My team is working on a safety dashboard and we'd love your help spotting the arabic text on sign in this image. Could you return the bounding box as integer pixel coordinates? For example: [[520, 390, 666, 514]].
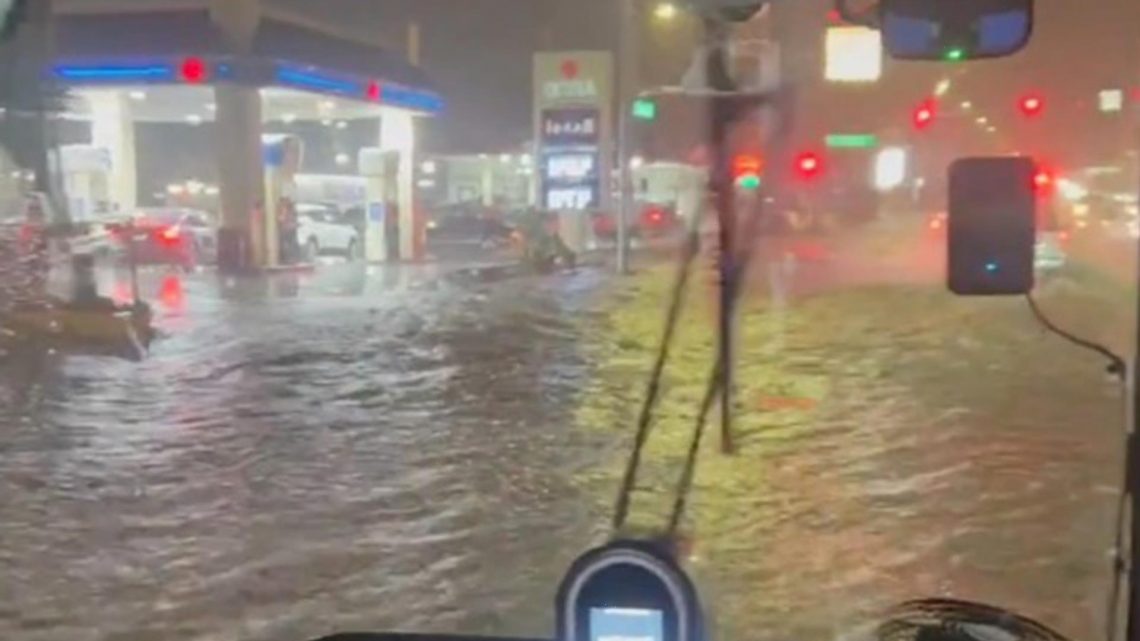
[[543, 80, 598, 100]]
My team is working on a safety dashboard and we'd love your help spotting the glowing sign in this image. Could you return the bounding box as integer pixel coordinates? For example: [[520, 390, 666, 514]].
[[381, 84, 444, 113], [826, 133, 878, 148], [874, 147, 907, 191], [54, 63, 175, 83], [825, 27, 882, 82], [547, 154, 596, 181], [275, 66, 362, 95], [1099, 89, 1124, 113], [541, 108, 600, 146], [547, 187, 596, 210]]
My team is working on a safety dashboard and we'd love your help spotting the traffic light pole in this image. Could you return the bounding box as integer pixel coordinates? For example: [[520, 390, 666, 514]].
[[704, 17, 738, 455], [615, 0, 638, 274]]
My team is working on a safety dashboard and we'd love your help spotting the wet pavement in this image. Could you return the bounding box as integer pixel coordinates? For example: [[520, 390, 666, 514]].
[[0, 236, 1131, 641]]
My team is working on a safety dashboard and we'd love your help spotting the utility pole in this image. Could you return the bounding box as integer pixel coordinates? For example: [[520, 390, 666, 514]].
[[23, 0, 63, 224], [615, 0, 638, 274]]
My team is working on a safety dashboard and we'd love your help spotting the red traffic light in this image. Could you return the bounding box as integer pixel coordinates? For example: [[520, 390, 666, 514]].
[[913, 100, 936, 130], [1019, 94, 1044, 117], [732, 153, 764, 189], [795, 152, 822, 179]]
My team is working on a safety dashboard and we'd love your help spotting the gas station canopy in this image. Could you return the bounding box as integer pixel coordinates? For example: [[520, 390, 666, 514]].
[[52, 9, 443, 117]]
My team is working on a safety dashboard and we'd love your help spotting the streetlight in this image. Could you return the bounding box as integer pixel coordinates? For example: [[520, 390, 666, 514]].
[[934, 78, 951, 96], [654, 2, 678, 21]]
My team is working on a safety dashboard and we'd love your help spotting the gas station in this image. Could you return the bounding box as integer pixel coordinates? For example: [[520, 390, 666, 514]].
[[48, 1, 442, 271]]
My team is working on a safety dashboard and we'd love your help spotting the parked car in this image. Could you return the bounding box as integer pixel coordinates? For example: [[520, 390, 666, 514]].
[[109, 208, 217, 267], [296, 203, 361, 260], [591, 203, 680, 240]]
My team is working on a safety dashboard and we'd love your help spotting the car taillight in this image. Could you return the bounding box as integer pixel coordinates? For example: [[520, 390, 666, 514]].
[[158, 226, 181, 244]]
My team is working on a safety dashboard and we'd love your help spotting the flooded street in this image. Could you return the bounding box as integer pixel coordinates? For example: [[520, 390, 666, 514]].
[[0, 263, 608, 641], [0, 248, 1129, 641]]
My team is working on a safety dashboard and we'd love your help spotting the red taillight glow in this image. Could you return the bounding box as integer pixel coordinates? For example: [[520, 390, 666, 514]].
[[158, 226, 182, 244], [1034, 168, 1055, 196]]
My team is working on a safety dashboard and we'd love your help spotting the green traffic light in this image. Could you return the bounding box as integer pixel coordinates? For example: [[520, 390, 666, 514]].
[[944, 48, 965, 61], [736, 175, 761, 190]]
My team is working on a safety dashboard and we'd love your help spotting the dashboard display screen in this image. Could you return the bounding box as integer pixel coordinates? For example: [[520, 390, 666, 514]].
[[588, 607, 664, 641]]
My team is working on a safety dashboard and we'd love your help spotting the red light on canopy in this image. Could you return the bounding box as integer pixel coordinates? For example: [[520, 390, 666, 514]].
[[367, 81, 381, 101], [180, 57, 208, 84]]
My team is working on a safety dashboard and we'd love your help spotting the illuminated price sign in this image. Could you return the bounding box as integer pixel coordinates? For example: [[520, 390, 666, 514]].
[[541, 108, 601, 146], [546, 186, 597, 210], [546, 154, 597, 181]]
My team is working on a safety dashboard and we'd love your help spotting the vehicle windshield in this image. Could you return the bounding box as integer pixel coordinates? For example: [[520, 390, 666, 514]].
[[0, 1, 1135, 641]]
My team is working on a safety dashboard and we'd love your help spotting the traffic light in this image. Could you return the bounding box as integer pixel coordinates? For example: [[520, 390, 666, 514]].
[[947, 157, 1037, 296], [794, 151, 822, 180], [1018, 93, 1045, 117], [913, 100, 936, 130], [732, 153, 763, 190]]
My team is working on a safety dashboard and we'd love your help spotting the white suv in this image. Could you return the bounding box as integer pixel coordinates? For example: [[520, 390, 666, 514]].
[[296, 203, 361, 261]]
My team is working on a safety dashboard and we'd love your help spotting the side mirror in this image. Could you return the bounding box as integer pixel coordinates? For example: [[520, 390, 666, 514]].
[[947, 157, 1037, 296], [879, 0, 1033, 60]]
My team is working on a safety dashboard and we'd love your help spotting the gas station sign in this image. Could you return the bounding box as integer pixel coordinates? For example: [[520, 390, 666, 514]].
[[534, 51, 613, 248], [541, 108, 601, 146]]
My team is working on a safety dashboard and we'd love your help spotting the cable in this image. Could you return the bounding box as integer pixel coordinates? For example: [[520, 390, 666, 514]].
[[611, 218, 704, 532], [665, 182, 775, 534], [1025, 294, 1125, 376], [667, 363, 721, 534], [1024, 294, 1128, 641]]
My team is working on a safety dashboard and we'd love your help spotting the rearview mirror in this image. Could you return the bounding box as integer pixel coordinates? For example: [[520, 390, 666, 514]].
[[879, 0, 1033, 60], [947, 156, 1037, 296]]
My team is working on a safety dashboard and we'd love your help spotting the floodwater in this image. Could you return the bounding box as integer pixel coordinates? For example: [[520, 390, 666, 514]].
[[0, 253, 1127, 641]]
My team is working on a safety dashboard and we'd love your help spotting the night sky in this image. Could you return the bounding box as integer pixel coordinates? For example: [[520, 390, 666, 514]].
[[60, 0, 1140, 157]]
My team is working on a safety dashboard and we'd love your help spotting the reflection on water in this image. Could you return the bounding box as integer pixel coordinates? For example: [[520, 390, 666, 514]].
[[0, 262, 1125, 641]]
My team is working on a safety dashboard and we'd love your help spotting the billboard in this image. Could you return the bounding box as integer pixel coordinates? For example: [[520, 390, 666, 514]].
[[825, 27, 883, 82]]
